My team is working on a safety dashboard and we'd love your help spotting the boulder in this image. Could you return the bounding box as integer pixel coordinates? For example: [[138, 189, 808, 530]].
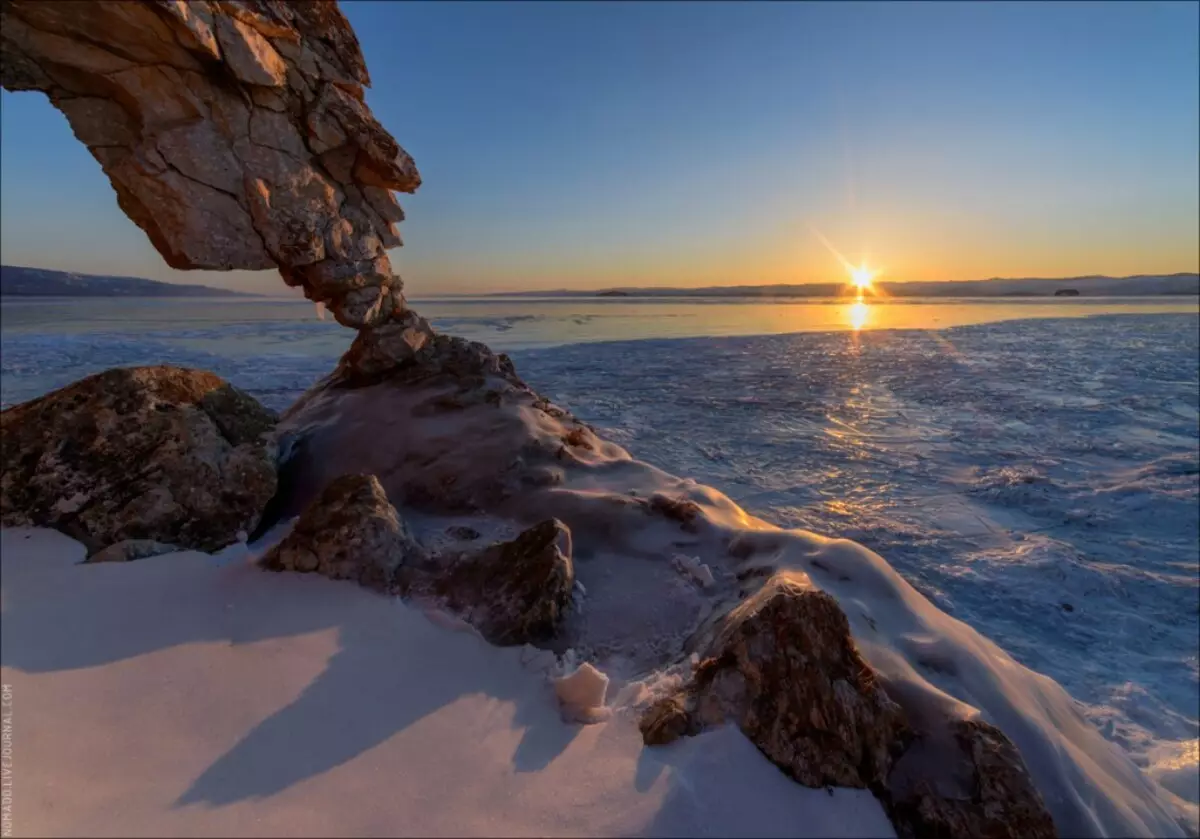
[[639, 570, 1058, 838], [261, 473, 421, 591], [418, 518, 575, 646], [643, 572, 907, 789], [0, 366, 276, 555], [885, 719, 1057, 839]]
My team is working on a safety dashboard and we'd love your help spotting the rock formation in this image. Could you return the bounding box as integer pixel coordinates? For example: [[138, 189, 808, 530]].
[[0, 0, 419, 329], [638, 570, 1057, 839], [406, 518, 576, 646], [639, 573, 909, 790], [886, 718, 1058, 839], [261, 472, 422, 591], [0, 366, 276, 555], [0, 6, 1167, 837]]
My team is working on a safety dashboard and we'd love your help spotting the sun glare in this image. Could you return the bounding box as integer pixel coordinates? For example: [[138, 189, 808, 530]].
[[850, 264, 875, 291]]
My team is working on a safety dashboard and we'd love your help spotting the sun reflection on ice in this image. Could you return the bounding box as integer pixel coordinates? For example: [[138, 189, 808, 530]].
[[848, 297, 870, 331]]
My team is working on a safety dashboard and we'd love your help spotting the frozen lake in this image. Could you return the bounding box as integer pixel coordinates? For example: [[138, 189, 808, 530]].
[[2, 294, 1198, 819]]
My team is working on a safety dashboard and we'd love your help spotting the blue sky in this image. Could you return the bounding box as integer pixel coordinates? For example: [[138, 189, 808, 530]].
[[1, 0, 1197, 294]]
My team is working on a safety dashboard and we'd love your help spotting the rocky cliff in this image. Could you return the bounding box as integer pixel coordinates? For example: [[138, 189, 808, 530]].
[[1, 0, 418, 328]]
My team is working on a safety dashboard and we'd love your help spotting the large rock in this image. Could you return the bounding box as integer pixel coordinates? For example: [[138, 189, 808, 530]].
[[261, 473, 421, 591], [885, 719, 1057, 839], [0, 366, 276, 555], [641, 572, 908, 789], [412, 518, 575, 646], [0, 0, 418, 328], [639, 570, 1057, 839], [270, 334, 602, 521]]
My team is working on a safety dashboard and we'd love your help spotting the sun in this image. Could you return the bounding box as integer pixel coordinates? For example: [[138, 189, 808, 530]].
[[850, 264, 875, 291]]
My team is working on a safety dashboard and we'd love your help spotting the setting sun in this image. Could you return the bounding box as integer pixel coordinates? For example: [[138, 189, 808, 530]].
[[850, 264, 875, 291]]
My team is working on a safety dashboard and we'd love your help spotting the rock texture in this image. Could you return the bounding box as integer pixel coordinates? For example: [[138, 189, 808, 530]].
[[886, 719, 1058, 839], [0, 0, 419, 328], [270, 334, 609, 521], [411, 518, 575, 646], [639, 571, 1057, 839], [0, 366, 276, 555], [642, 572, 909, 789], [261, 473, 421, 591]]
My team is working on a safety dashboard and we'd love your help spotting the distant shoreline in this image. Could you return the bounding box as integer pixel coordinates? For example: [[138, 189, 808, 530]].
[[469, 273, 1200, 299]]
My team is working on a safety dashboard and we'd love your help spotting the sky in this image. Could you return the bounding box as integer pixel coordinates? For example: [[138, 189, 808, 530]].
[[1, 0, 1197, 295]]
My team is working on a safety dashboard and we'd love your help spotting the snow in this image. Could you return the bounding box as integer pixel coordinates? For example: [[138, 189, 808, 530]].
[[0, 527, 894, 839], [554, 662, 611, 723], [673, 554, 716, 589]]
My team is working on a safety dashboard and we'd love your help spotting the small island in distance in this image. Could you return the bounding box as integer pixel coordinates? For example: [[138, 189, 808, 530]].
[[0, 265, 260, 298]]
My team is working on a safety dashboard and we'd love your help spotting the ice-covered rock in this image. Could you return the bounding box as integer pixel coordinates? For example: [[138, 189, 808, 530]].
[[0, 366, 277, 556], [261, 473, 422, 591]]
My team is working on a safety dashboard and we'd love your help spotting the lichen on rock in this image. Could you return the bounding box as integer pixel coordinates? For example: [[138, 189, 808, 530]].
[[0, 366, 277, 555]]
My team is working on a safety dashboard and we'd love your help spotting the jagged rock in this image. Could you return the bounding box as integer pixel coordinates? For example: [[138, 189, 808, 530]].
[[270, 334, 583, 519], [639, 571, 1058, 839], [0, 0, 418, 327], [338, 309, 437, 379], [261, 473, 421, 591], [643, 572, 908, 789], [0, 366, 276, 555], [417, 518, 575, 646], [885, 719, 1057, 839], [87, 539, 179, 564], [639, 694, 693, 745]]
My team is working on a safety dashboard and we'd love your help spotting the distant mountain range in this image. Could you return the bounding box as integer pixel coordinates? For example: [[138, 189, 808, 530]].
[[487, 273, 1200, 299], [0, 265, 258, 298]]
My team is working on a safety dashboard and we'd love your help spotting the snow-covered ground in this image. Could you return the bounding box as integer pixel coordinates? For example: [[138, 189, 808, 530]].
[[2, 302, 1197, 834], [1, 528, 895, 838]]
